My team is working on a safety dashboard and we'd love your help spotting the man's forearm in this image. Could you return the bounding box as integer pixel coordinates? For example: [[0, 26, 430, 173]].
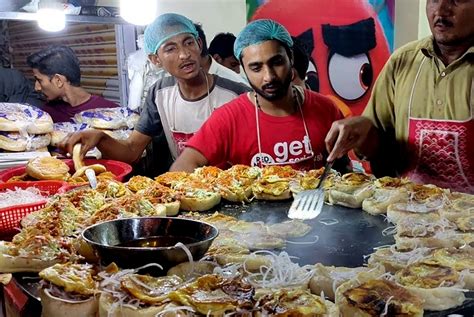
[[97, 133, 144, 164]]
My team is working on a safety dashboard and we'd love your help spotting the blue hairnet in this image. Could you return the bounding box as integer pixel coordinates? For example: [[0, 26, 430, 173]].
[[144, 13, 198, 54], [234, 19, 293, 60]]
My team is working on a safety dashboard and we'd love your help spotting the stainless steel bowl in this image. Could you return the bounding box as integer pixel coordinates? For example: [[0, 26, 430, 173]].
[[81, 217, 218, 272]]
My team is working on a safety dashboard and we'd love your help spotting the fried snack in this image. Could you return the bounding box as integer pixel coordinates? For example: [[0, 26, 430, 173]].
[[395, 262, 466, 311], [328, 172, 375, 208]]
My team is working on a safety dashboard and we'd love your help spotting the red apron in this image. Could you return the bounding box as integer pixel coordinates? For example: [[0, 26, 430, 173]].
[[170, 130, 194, 156], [405, 58, 474, 193]]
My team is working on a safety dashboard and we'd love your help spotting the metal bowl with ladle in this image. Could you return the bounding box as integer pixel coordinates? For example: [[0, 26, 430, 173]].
[[81, 217, 219, 273]]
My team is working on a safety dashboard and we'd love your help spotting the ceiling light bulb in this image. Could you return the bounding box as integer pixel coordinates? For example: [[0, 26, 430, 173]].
[[120, 0, 157, 26], [37, 7, 66, 32]]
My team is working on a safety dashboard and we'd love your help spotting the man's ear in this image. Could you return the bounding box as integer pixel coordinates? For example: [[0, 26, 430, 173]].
[[52, 74, 66, 88], [148, 54, 162, 67]]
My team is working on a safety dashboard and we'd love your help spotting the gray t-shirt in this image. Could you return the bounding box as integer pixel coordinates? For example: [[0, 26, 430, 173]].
[[135, 74, 250, 158]]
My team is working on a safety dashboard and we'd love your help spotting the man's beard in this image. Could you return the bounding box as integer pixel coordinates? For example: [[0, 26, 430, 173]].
[[250, 70, 293, 101]]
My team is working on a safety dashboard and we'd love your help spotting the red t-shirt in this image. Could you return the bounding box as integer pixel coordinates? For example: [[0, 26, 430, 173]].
[[186, 90, 343, 170], [41, 95, 119, 123]]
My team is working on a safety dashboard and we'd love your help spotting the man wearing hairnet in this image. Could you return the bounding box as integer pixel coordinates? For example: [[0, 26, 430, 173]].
[[60, 13, 249, 168], [171, 19, 346, 171]]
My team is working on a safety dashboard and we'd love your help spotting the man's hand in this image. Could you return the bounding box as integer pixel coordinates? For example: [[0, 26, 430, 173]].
[[325, 116, 376, 162], [59, 129, 105, 160]]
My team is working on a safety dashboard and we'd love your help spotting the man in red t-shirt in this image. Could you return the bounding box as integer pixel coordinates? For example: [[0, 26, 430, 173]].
[[27, 45, 118, 122], [171, 19, 346, 172]]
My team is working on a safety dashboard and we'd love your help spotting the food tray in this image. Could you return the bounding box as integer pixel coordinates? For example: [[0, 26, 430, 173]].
[[12, 200, 474, 316], [0, 159, 133, 183]]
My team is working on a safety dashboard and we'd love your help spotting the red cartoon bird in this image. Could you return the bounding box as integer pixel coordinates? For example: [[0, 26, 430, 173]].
[[253, 0, 391, 116]]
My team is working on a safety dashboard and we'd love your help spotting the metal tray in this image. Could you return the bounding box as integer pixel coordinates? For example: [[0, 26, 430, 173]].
[[12, 200, 474, 316]]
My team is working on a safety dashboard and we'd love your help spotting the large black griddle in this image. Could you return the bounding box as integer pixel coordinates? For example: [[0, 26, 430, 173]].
[[11, 200, 474, 316]]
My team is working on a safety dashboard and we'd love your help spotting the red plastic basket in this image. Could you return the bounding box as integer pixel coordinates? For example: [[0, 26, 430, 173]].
[[0, 159, 132, 183], [0, 181, 67, 238]]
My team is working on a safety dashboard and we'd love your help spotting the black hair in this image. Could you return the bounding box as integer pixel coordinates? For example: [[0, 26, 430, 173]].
[[291, 36, 310, 80], [27, 45, 81, 86], [193, 23, 209, 57], [239, 41, 293, 69], [208, 32, 236, 59]]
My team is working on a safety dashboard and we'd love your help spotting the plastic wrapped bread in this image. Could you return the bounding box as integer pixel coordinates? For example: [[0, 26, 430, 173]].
[[102, 129, 132, 140], [74, 107, 139, 130], [51, 122, 90, 146], [0, 132, 51, 152], [0, 103, 53, 134]]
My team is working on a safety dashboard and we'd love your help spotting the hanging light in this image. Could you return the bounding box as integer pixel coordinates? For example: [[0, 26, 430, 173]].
[[37, 0, 66, 32], [120, 0, 157, 26]]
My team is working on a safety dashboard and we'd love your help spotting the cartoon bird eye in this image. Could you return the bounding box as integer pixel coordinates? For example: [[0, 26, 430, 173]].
[[327, 52, 373, 101], [305, 60, 319, 92]]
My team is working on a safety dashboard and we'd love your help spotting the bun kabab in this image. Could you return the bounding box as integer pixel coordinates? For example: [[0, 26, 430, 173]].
[[25, 156, 70, 180]]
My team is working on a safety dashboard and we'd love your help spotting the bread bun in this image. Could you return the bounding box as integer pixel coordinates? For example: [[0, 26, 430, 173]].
[[0, 103, 53, 134], [309, 263, 385, 300], [367, 247, 433, 274], [362, 188, 408, 215], [253, 190, 292, 201], [179, 192, 221, 211], [0, 242, 59, 273], [252, 179, 292, 201], [386, 203, 441, 224], [328, 184, 374, 209], [167, 261, 217, 280], [161, 201, 180, 216], [219, 185, 253, 202], [0, 132, 51, 152], [335, 278, 424, 317], [215, 253, 271, 272], [395, 262, 466, 311], [25, 157, 69, 180], [40, 288, 98, 317], [75, 107, 139, 130], [98, 293, 166, 317], [51, 122, 89, 146]]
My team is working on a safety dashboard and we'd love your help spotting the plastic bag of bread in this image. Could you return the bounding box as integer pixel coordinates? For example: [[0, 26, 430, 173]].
[[51, 122, 89, 146], [0, 132, 51, 152], [0, 103, 53, 134], [74, 107, 139, 130]]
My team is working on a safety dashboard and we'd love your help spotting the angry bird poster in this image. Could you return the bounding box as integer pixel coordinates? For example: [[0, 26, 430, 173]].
[[247, 0, 393, 116]]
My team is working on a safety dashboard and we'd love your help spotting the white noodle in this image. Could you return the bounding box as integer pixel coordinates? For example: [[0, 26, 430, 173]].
[[318, 218, 339, 226], [244, 250, 315, 289], [380, 295, 394, 316], [174, 242, 194, 281]]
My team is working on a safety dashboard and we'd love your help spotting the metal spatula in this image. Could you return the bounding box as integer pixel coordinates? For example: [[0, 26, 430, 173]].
[[288, 161, 334, 220]]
